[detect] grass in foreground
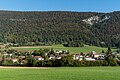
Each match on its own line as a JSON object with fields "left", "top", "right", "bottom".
{"left": 0, "top": 67, "right": 120, "bottom": 80}
{"left": 10, "top": 44, "right": 116, "bottom": 53}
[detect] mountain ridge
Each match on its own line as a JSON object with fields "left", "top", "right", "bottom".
{"left": 0, "top": 10, "right": 119, "bottom": 47}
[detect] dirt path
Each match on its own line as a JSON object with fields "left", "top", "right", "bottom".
{"left": 11, "top": 46, "right": 52, "bottom": 49}
{"left": 0, "top": 66, "right": 49, "bottom": 69}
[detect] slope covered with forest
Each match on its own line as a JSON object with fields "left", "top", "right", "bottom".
{"left": 0, "top": 11, "right": 120, "bottom": 47}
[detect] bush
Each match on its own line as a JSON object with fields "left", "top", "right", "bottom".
{"left": 109, "top": 59, "right": 118, "bottom": 66}
{"left": 61, "top": 55, "right": 73, "bottom": 66}
{"left": 101, "top": 60, "right": 109, "bottom": 66}
{"left": 94, "top": 60, "right": 102, "bottom": 66}
{"left": 63, "top": 41, "right": 84, "bottom": 47}
{"left": 36, "top": 61, "right": 45, "bottom": 67}
{"left": 80, "top": 61, "right": 87, "bottom": 67}
{"left": 53, "top": 59, "right": 62, "bottom": 67}
{"left": 27, "top": 58, "right": 37, "bottom": 67}
{"left": 45, "top": 60, "right": 53, "bottom": 67}
{"left": 117, "top": 60, "right": 120, "bottom": 66}
{"left": 73, "top": 60, "right": 81, "bottom": 67}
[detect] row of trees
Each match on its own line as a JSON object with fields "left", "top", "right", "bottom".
{"left": 1, "top": 57, "right": 118, "bottom": 67}
{"left": 25, "top": 54, "right": 119, "bottom": 67}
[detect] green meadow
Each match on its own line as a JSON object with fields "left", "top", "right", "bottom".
{"left": 11, "top": 44, "right": 116, "bottom": 53}
{"left": 0, "top": 67, "right": 120, "bottom": 80}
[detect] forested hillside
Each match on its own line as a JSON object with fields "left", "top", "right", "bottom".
{"left": 0, "top": 11, "right": 120, "bottom": 47}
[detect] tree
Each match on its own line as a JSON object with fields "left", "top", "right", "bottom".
{"left": 26, "top": 56, "right": 37, "bottom": 67}
{"left": 1, "top": 56, "right": 6, "bottom": 65}
{"left": 105, "top": 47, "right": 113, "bottom": 60}
{"left": 105, "top": 47, "right": 117, "bottom": 66}
{"left": 61, "top": 55, "right": 73, "bottom": 66}
{"left": 102, "top": 50, "right": 105, "bottom": 53}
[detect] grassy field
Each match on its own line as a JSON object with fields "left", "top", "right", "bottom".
{"left": 10, "top": 44, "right": 116, "bottom": 53}
{"left": 0, "top": 67, "right": 120, "bottom": 80}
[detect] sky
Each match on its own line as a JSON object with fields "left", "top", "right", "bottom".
{"left": 0, "top": 0, "right": 120, "bottom": 12}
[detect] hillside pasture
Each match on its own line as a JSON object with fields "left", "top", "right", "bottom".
{"left": 10, "top": 44, "right": 116, "bottom": 53}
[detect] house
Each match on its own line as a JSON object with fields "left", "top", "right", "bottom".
{"left": 94, "top": 54, "right": 100, "bottom": 59}
{"left": 1, "top": 52, "right": 8, "bottom": 56}
{"left": 34, "top": 56, "right": 44, "bottom": 60}
{"left": 49, "top": 55, "right": 55, "bottom": 59}
{"left": 73, "top": 54, "right": 76, "bottom": 60}
{"left": 5, "top": 58, "right": 11, "bottom": 61}
{"left": 98, "top": 53, "right": 105, "bottom": 60}
{"left": 59, "top": 50, "right": 62, "bottom": 53}
{"left": 12, "top": 58, "right": 18, "bottom": 63}
{"left": 91, "top": 51, "right": 96, "bottom": 54}
{"left": 56, "top": 56, "right": 62, "bottom": 59}
{"left": 0, "top": 58, "right": 2, "bottom": 61}
{"left": 45, "top": 53, "right": 48, "bottom": 56}
{"left": 91, "top": 51, "right": 101, "bottom": 59}
{"left": 19, "top": 56, "right": 26, "bottom": 59}
{"left": 20, "top": 60, "right": 27, "bottom": 64}
{"left": 9, "top": 54, "right": 13, "bottom": 56}
{"left": 0, "top": 44, "right": 7, "bottom": 49}
{"left": 60, "top": 54, "right": 68, "bottom": 57}
{"left": 85, "top": 57, "right": 95, "bottom": 61}
{"left": 73, "top": 54, "right": 84, "bottom": 61}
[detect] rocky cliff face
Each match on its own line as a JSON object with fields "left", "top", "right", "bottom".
{"left": 82, "top": 15, "right": 110, "bottom": 25}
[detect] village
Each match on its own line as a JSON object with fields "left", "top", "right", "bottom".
{"left": 0, "top": 47, "right": 119, "bottom": 66}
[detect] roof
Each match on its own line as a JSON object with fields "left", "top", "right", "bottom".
{"left": 34, "top": 56, "right": 42, "bottom": 58}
